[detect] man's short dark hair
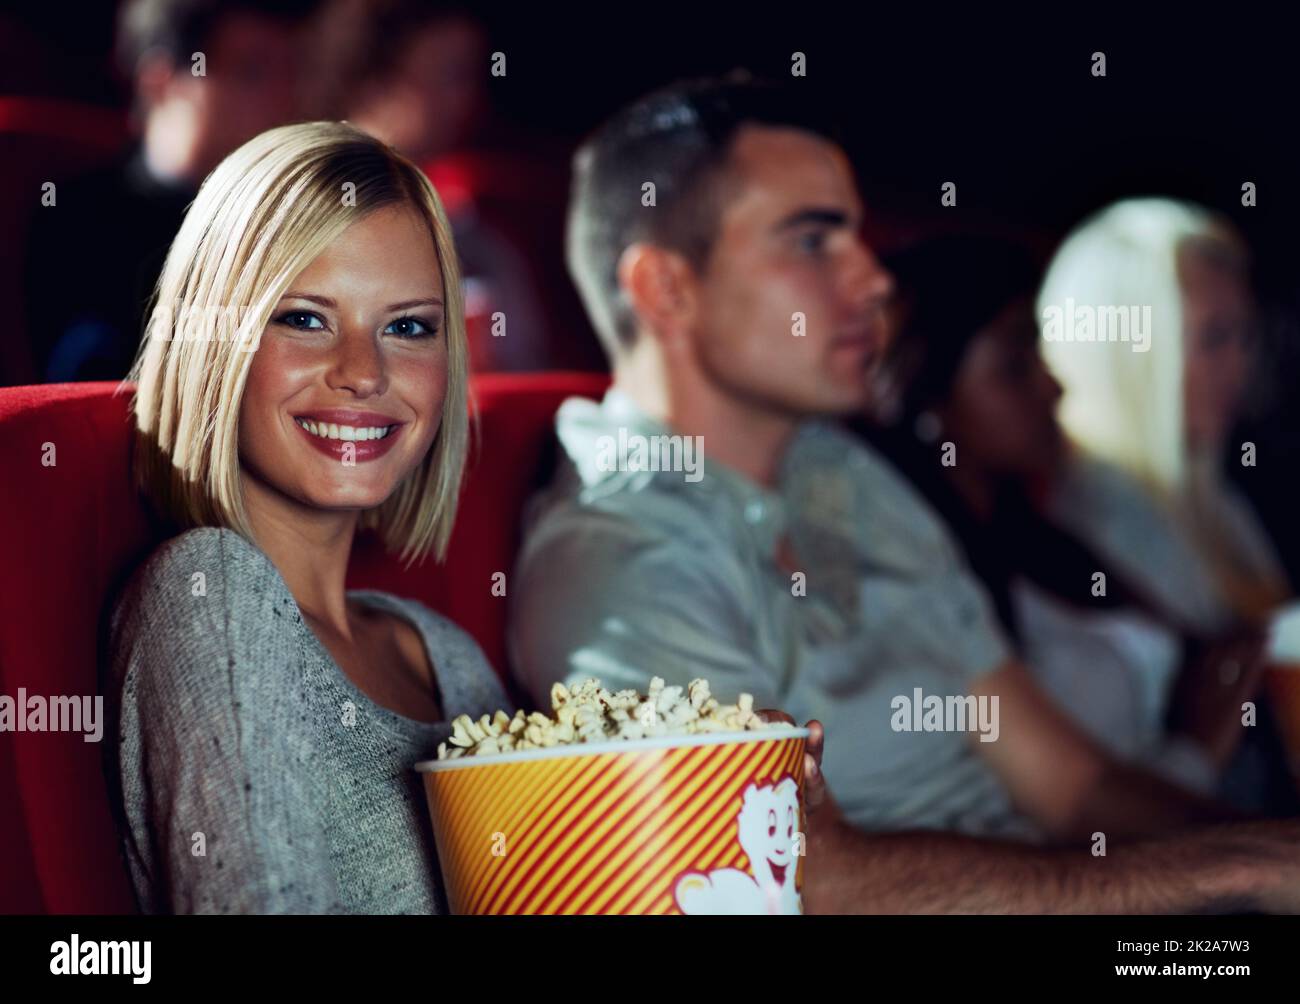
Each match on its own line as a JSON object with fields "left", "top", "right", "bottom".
{"left": 566, "top": 71, "right": 846, "bottom": 356}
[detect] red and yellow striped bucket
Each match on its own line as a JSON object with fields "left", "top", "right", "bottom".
{"left": 416, "top": 728, "right": 809, "bottom": 914}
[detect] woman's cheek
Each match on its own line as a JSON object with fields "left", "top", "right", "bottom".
{"left": 239, "top": 338, "right": 316, "bottom": 442}
{"left": 245, "top": 335, "right": 318, "bottom": 402}
{"left": 391, "top": 347, "right": 449, "bottom": 452}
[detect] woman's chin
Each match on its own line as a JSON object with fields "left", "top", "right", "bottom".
{"left": 296, "top": 486, "right": 397, "bottom": 514}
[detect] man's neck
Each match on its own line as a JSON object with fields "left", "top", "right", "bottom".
{"left": 612, "top": 356, "right": 799, "bottom": 490}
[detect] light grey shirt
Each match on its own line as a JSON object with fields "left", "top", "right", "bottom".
{"left": 104, "top": 526, "right": 508, "bottom": 914}
{"left": 509, "top": 388, "right": 1031, "bottom": 839}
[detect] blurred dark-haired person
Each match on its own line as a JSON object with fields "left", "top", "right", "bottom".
{"left": 307, "top": 0, "right": 558, "bottom": 372}
{"left": 508, "top": 73, "right": 1300, "bottom": 912}
{"left": 867, "top": 235, "right": 1296, "bottom": 815}
{"left": 23, "top": 0, "right": 317, "bottom": 382}
{"left": 308, "top": 0, "right": 487, "bottom": 165}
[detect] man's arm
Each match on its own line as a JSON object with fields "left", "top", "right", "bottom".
{"left": 803, "top": 793, "right": 1299, "bottom": 914}
{"left": 968, "top": 660, "right": 1244, "bottom": 842}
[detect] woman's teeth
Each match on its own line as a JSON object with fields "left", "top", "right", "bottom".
{"left": 294, "top": 417, "right": 395, "bottom": 441}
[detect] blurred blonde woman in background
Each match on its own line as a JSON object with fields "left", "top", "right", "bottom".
{"left": 1038, "top": 198, "right": 1291, "bottom": 636}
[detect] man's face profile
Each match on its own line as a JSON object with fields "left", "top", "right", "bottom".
{"left": 686, "top": 125, "right": 895, "bottom": 418}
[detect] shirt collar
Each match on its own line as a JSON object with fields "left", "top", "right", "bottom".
{"left": 554, "top": 387, "right": 788, "bottom": 554}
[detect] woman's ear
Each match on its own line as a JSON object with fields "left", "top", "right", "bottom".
{"left": 615, "top": 243, "right": 697, "bottom": 349}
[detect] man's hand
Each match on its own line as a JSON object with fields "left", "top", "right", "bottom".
{"left": 757, "top": 710, "right": 826, "bottom": 810}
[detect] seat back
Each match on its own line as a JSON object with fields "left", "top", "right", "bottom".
{"left": 0, "top": 370, "right": 607, "bottom": 912}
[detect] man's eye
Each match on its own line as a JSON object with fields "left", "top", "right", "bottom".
{"left": 797, "top": 230, "right": 828, "bottom": 255}
{"left": 275, "top": 311, "right": 325, "bottom": 330}
{"left": 385, "top": 316, "right": 438, "bottom": 338}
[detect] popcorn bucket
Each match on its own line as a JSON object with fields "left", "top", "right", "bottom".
{"left": 415, "top": 728, "right": 809, "bottom": 915}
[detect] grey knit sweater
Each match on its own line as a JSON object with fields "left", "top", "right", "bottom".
{"left": 103, "top": 526, "right": 509, "bottom": 914}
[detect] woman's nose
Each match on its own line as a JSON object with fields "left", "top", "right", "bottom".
{"left": 1038, "top": 360, "right": 1065, "bottom": 404}
{"left": 325, "top": 330, "right": 388, "bottom": 398}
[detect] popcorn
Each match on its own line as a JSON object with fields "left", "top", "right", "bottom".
{"left": 436, "top": 677, "right": 785, "bottom": 760}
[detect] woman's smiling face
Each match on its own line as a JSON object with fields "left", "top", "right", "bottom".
{"left": 238, "top": 203, "right": 448, "bottom": 514}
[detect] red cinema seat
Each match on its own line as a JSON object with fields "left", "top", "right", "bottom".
{"left": 0, "top": 371, "right": 608, "bottom": 913}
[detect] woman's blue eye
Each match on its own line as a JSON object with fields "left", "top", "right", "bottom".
{"left": 385, "top": 316, "right": 438, "bottom": 338}
{"left": 276, "top": 311, "right": 324, "bottom": 330}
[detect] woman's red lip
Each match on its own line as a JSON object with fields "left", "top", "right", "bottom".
{"left": 293, "top": 419, "right": 405, "bottom": 462}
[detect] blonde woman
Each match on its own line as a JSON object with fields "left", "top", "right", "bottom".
{"left": 103, "top": 121, "right": 509, "bottom": 914}
{"left": 1038, "top": 198, "right": 1290, "bottom": 635}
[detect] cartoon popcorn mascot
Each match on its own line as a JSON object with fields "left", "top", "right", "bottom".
{"left": 674, "top": 777, "right": 803, "bottom": 915}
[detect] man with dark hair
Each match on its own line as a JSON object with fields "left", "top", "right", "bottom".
{"left": 23, "top": 0, "right": 316, "bottom": 381}
{"left": 509, "top": 73, "right": 1300, "bottom": 912}
{"left": 567, "top": 72, "right": 846, "bottom": 356}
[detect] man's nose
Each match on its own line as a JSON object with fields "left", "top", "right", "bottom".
{"left": 326, "top": 329, "right": 388, "bottom": 398}
{"left": 845, "top": 240, "right": 895, "bottom": 312}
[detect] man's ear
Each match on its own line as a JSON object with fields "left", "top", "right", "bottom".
{"left": 616, "top": 242, "right": 697, "bottom": 349}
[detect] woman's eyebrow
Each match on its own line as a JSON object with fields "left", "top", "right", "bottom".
{"left": 276, "top": 293, "right": 444, "bottom": 311}
{"left": 279, "top": 292, "right": 335, "bottom": 307}
{"left": 386, "top": 297, "right": 444, "bottom": 311}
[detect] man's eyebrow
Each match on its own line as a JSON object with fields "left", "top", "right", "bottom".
{"left": 773, "top": 207, "right": 856, "bottom": 231}
{"left": 278, "top": 293, "right": 444, "bottom": 311}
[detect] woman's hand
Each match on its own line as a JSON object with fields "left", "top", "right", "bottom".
{"left": 757, "top": 710, "right": 826, "bottom": 810}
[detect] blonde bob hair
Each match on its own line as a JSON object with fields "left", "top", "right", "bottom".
{"left": 122, "top": 120, "right": 468, "bottom": 566}
{"left": 1037, "top": 197, "right": 1248, "bottom": 498}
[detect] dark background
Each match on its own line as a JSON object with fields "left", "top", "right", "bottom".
{"left": 8, "top": 8, "right": 1295, "bottom": 239}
